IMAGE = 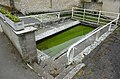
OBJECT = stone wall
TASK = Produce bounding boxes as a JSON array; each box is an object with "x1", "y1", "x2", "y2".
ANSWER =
[
  {"x1": 101, "y1": 0, "x2": 120, "y2": 13},
  {"x1": 0, "y1": 0, "x2": 79, "y2": 14},
  {"x1": 0, "y1": 0, "x2": 120, "y2": 14},
  {"x1": 83, "y1": 0, "x2": 120, "y2": 13},
  {"x1": 83, "y1": 2, "x2": 103, "y2": 10},
  {"x1": 15, "y1": 0, "x2": 79, "y2": 14},
  {"x1": 0, "y1": 0, "x2": 10, "y2": 6}
]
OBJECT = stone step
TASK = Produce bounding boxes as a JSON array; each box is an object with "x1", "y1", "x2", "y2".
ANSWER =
[
  {"x1": 32, "y1": 62, "x2": 54, "y2": 79},
  {"x1": 54, "y1": 53, "x2": 68, "y2": 68},
  {"x1": 55, "y1": 63, "x2": 85, "y2": 79},
  {"x1": 39, "y1": 58, "x2": 64, "y2": 77},
  {"x1": 63, "y1": 63, "x2": 85, "y2": 79},
  {"x1": 55, "y1": 65, "x2": 74, "y2": 79}
]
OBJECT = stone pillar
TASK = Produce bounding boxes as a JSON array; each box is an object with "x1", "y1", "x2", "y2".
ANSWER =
[
  {"x1": 18, "y1": 31, "x2": 37, "y2": 62},
  {"x1": 18, "y1": 31, "x2": 37, "y2": 63},
  {"x1": 0, "y1": 18, "x2": 37, "y2": 63}
]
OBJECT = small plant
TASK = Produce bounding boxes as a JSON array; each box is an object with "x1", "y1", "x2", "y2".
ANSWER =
[
  {"x1": 0, "y1": 6, "x2": 20, "y2": 22},
  {"x1": 6, "y1": 12, "x2": 20, "y2": 22},
  {"x1": 0, "y1": 7, "x2": 7, "y2": 14}
]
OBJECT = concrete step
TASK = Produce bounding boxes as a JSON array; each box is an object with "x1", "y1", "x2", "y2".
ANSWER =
[
  {"x1": 32, "y1": 63, "x2": 54, "y2": 79},
  {"x1": 63, "y1": 63, "x2": 85, "y2": 79},
  {"x1": 55, "y1": 65, "x2": 74, "y2": 79},
  {"x1": 55, "y1": 63, "x2": 85, "y2": 79},
  {"x1": 39, "y1": 59, "x2": 64, "y2": 77},
  {"x1": 54, "y1": 53, "x2": 68, "y2": 68}
]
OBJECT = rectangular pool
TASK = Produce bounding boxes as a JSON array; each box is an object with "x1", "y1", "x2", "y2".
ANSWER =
[{"x1": 36, "y1": 24, "x2": 95, "y2": 56}]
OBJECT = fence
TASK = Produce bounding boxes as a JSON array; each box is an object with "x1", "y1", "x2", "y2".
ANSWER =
[
  {"x1": 67, "y1": 7, "x2": 120, "y2": 65},
  {"x1": 72, "y1": 7, "x2": 119, "y2": 25}
]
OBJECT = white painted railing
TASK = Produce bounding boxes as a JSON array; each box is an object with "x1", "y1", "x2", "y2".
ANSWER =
[
  {"x1": 67, "y1": 7, "x2": 120, "y2": 65},
  {"x1": 72, "y1": 7, "x2": 119, "y2": 24}
]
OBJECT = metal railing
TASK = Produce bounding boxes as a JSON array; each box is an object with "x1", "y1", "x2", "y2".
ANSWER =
[
  {"x1": 67, "y1": 7, "x2": 120, "y2": 65},
  {"x1": 72, "y1": 7, "x2": 119, "y2": 25}
]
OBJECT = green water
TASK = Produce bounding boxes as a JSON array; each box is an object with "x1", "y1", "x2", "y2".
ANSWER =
[{"x1": 36, "y1": 25, "x2": 95, "y2": 56}]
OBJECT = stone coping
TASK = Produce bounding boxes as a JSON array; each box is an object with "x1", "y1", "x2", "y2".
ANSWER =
[{"x1": 13, "y1": 26, "x2": 37, "y2": 35}]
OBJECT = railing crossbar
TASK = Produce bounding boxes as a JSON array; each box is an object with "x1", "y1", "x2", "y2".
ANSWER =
[{"x1": 67, "y1": 7, "x2": 119, "y2": 64}]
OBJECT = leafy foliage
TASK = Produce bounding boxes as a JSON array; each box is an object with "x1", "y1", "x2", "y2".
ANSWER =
[
  {"x1": 0, "y1": 7, "x2": 7, "y2": 14},
  {"x1": 0, "y1": 6, "x2": 20, "y2": 22},
  {"x1": 6, "y1": 12, "x2": 20, "y2": 22}
]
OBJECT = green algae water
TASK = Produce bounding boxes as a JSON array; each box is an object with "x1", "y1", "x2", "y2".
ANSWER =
[{"x1": 36, "y1": 24, "x2": 95, "y2": 56}]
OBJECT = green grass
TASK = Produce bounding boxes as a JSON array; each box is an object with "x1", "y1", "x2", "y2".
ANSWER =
[
  {"x1": 44, "y1": 36, "x2": 83, "y2": 56},
  {"x1": 36, "y1": 25, "x2": 95, "y2": 50}
]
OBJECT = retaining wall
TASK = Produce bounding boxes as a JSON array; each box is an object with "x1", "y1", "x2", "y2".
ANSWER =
[
  {"x1": 0, "y1": 18, "x2": 37, "y2": 63},
  {"x1": 0, "y1": 0, "x2": 120, "y2": 14}
]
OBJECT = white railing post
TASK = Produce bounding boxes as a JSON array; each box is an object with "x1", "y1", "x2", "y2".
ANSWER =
[
  {"x1": 83, "y1": 9, "x2": 86, "y2": 21},
  {"x1": 96, "y1": 31, "x2": 100, "y2": 41},
  {"x1": 115, "y1": 14, "x2": 119, "y2": 25},
  {"x1": 116, "y1": 19, "x2": 118, "y2": 25},
  {"x1": 97, "y1": 11, "x2": 101, "y2": 24},
  {"x1": 58, "y1": 12, "x2": 60, "y2": 19},
  {"x1": 72, "y1": 7, "x2": 74, "y2": 17},
  {"x1": 67, "y1": 47, "x2": 75, "y2": 65},
  {"x1": 108, "y1": 23, "x2": 112, "y2": 31}
]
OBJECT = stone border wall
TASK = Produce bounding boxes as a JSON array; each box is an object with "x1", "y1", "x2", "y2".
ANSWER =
[{"x1": 0, "y1": 18, "x2": 37, "y2": 63}]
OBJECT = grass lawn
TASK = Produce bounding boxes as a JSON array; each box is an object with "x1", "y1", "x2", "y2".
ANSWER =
[{"x1": 36, "y1": 25, "x2": 95, "y2": 51}]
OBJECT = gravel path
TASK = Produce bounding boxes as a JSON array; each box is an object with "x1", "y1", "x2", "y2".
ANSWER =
[
  {"x1": 73, "y1": 27, "x2": 120, "y2": 79},
  {"x1": 0, "y1": 33, "x2": 41, "y2": 79}
]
